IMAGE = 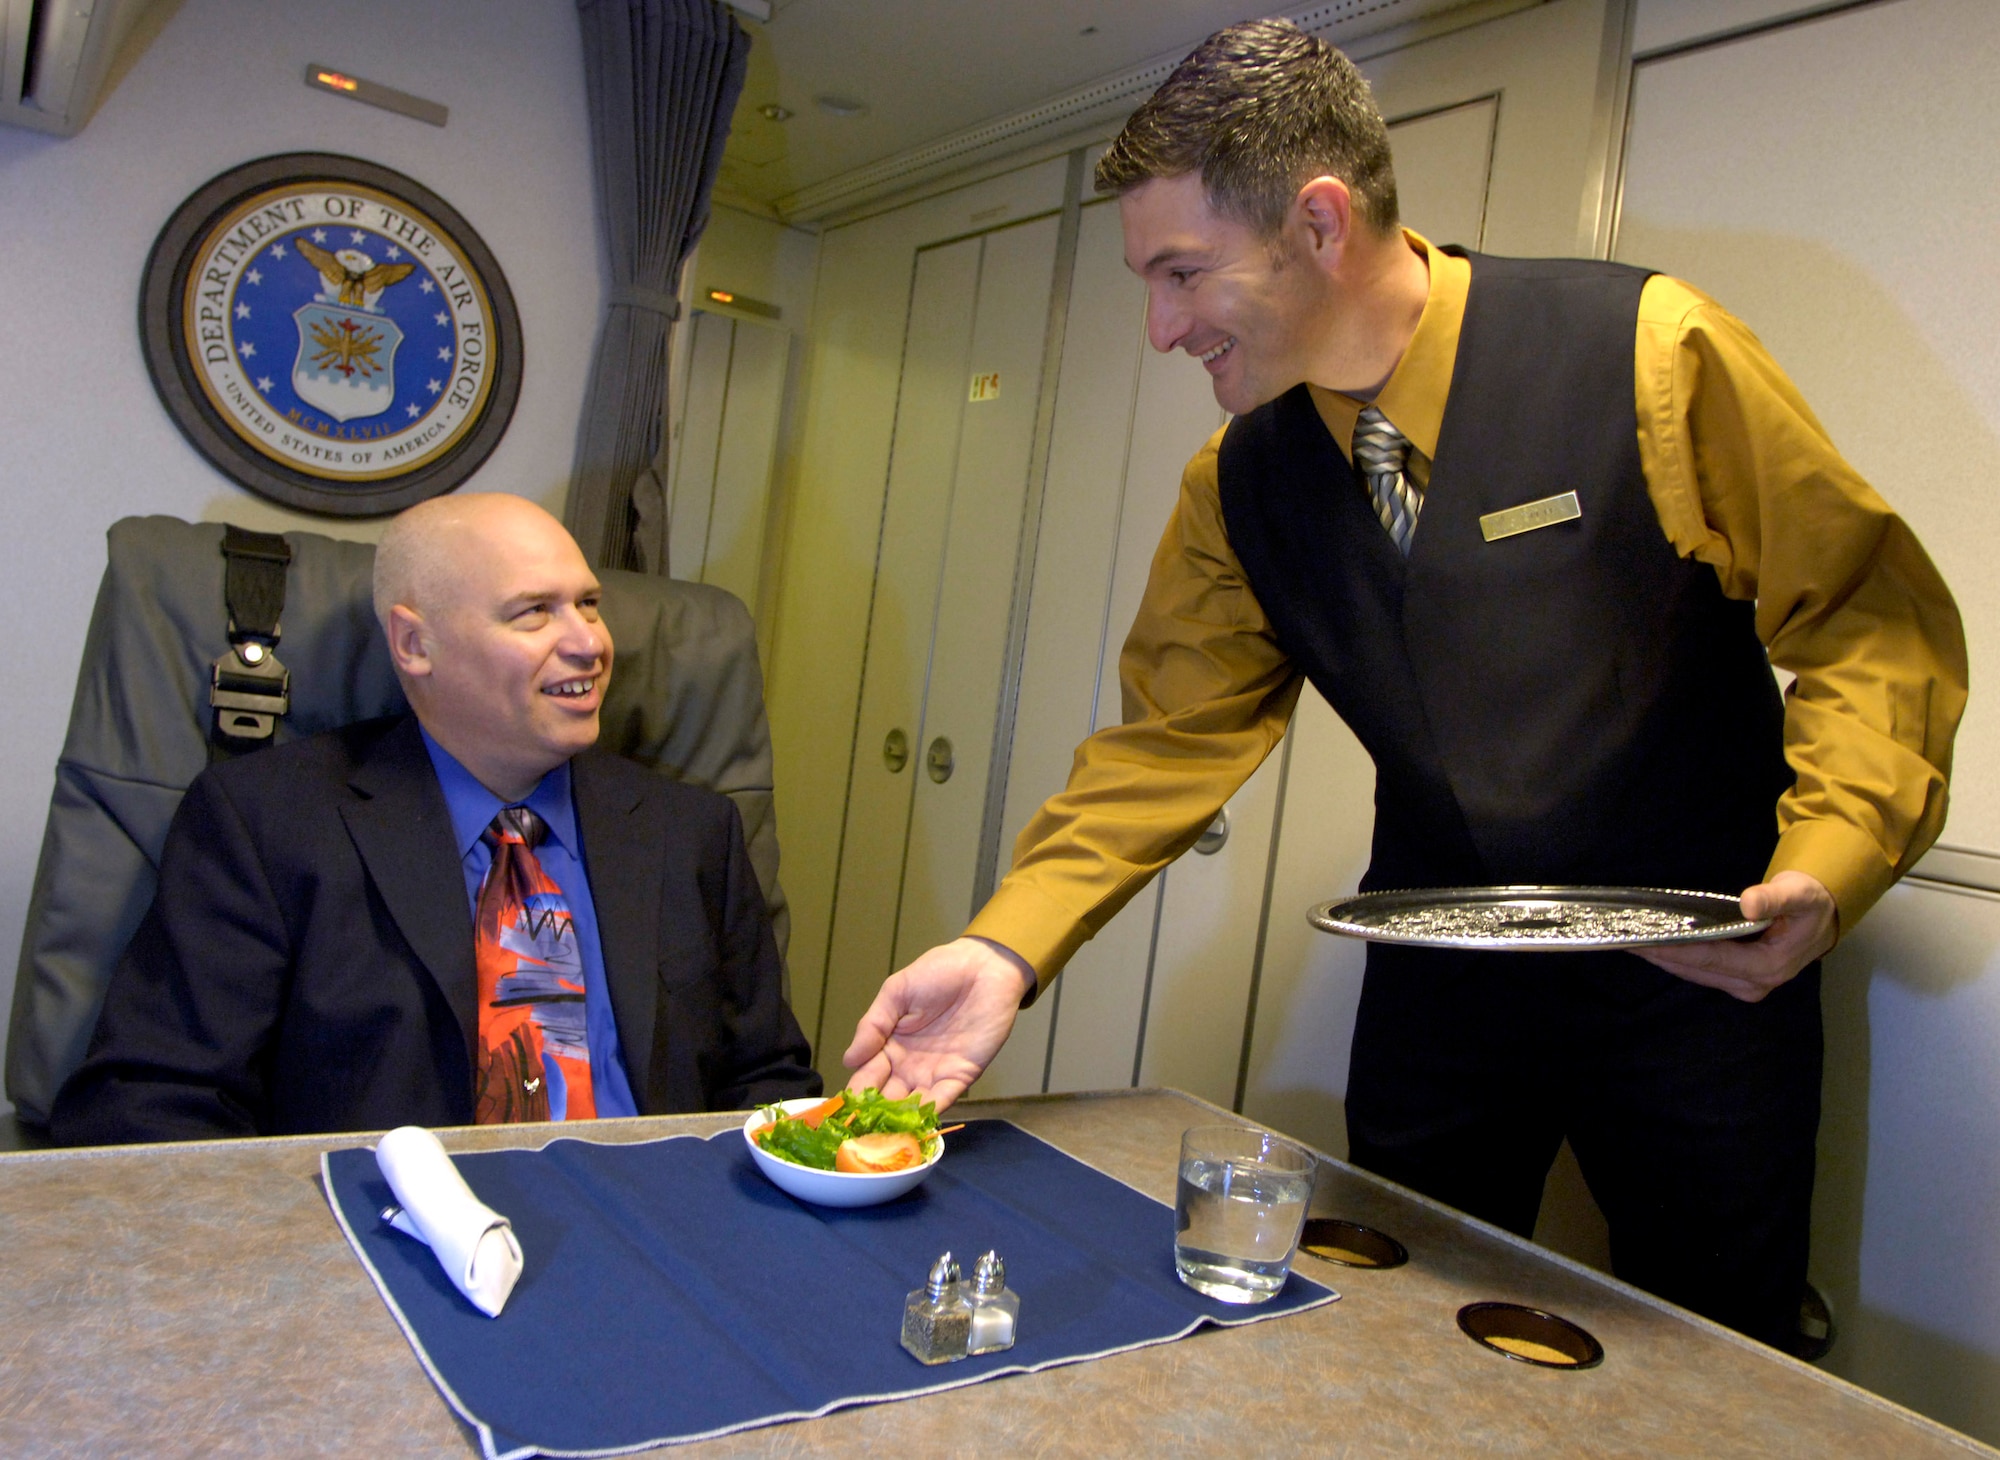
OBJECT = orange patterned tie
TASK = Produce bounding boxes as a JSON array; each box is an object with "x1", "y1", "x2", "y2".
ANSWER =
[{"x1": 472, "y1": 806, "x2": 597, "y2": 1124}]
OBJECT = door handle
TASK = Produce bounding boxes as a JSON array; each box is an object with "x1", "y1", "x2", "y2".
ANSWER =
[
  {"x1": 926, "y1": 736, "x2": 955, "y2": 784},
  {"x1": 883, "y1": 728, "x2": 909, "y2": 773},
  {"x1": 1194, "y1": 808, "x2": 1229, "y2": 855}
]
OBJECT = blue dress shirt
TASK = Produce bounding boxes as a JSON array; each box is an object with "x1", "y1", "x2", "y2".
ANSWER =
[{"x1": 421, "y1": 729, "x2": 639, "y2": 1119}]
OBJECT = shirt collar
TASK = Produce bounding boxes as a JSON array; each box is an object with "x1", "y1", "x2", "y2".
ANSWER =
[
  {"x1": 1305, "y1": 228, "x2": 1469, "y2": 464},
  {"x1": 419, "y1": 726, "x2": 579, "y2": 861}
]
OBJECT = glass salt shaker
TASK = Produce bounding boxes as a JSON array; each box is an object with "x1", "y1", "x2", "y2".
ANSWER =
[
  {"x1": 901, "y1": 1251, "x2": 971, "y2": 1364},
  {"x1": 966, "y1": 1250, "x2": 1019, "y2": 1355}
]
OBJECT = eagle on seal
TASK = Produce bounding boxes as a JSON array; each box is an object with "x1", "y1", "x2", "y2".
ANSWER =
[{"x1": 296, "y1": 237, "x2": 417, "y2": 310}]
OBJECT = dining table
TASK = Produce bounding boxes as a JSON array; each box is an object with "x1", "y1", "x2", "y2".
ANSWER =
[{"x1": 0, "y1": 1087, "x2": 1990, "y2": 1458}]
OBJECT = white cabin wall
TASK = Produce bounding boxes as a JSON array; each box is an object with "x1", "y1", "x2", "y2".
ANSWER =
[
  {"x1": 683, "y1": 205, "x2": 821, "y2": 331},
  {"x1": 1619, "y1": 0, "x2": 2000, "y2": 1439},
  {"x1": 0, "y1": 0, "x2": 601, "y2": 1115}
]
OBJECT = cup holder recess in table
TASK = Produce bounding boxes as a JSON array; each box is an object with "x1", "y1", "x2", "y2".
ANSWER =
[
  {"x1": 1457, "y1": 1302, "x2": 1603, "y2": 1369},
  {"x1": 1297, "y1": 1218, "x2": 1408, "y2": 1269}
]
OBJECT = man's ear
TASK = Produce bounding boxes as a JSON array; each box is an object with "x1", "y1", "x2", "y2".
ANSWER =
[
  {"x1": 1292, "y1": 175, "x2": 1354, "y2": 270},
  {"x1": 386, "y1": 604, "x2": 434, "y2": 678}
]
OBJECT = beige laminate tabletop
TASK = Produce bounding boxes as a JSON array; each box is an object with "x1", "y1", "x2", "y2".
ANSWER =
[{"x1": 0, "y1": 1088, "x2": 1989, "y2": 1458}]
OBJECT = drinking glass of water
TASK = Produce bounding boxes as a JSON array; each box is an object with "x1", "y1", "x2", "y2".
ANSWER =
[{"x1": 1174, "y1": 1125, "x2": 1317, "y2": 1303}]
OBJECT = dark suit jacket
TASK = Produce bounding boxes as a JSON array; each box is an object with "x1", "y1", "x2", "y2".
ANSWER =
[{"x1": 49, "y1": 715, "x2": 820, "y2": 1144}]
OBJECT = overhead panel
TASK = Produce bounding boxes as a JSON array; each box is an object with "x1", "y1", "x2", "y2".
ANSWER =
[
  {"x1": 750, "y1": 0, "x2": 1545, "y2": 222},
  {"x1": 1, "y1": 0, "x2": 156, "y2": 137}
]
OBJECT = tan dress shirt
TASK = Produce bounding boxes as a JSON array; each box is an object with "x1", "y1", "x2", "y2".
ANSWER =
[{"x1": 968, "y1": 233, "x2": 1967, "y2": 986}]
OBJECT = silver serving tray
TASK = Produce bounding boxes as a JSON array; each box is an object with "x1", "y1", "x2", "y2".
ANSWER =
[{"x1": 1308, "y1": 885, "x2": 1770, "y2": 951}]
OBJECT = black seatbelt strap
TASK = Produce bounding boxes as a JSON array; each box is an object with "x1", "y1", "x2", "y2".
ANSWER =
[{"x1": 209, "y1": 525, "x2": 293, "y2": 760}]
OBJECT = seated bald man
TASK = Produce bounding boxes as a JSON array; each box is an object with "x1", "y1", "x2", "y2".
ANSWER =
[{"x1": 51, "y1": 495, "x2": 820, "y2": 1144}]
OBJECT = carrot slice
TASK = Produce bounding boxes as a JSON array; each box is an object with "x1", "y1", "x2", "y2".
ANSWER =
[{"x1": 799, "y1": 1094, "x2": 846, "y2": 1129}]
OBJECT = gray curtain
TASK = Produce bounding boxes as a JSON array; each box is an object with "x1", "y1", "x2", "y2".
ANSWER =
[{"x1": 567, "y1": 0, "x2": 751, "y2": 573}]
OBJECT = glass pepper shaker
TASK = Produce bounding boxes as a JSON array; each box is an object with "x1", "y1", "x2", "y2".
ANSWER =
[
  {"x1": 901, "y1": 1252, "x2": 971, "y2": 1365},
  {"x1": 966, "y1": 1250, "x2": 1019, "y2": 1355}
]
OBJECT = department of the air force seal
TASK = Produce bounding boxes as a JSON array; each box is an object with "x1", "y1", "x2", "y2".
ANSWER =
[{"x1": 140, "y1": 153, "x2": 522, "y2": 516}]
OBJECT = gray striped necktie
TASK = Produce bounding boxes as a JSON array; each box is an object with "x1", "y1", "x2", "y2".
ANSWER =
[{"x1": 1352, "y1": 405, "x2": 1422, "y2": 555}]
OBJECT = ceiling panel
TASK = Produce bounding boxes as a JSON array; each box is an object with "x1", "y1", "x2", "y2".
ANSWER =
[{"x1": 718, "y1": 0, "x2": 1528, "y2": 220}]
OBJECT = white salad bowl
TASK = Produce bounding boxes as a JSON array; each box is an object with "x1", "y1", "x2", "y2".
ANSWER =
[{"x1": 742, "y1": 1097, "x2": 943, "y2": 1207}]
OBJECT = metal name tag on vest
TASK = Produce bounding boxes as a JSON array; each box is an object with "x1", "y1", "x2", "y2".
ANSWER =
[{"x1": 1478, "y1": 490, "x2": 1582, "y2": 543}]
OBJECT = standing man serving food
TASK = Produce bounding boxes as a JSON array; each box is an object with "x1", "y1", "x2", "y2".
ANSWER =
[{"x1": 843, "y1": 20, "x2": 1965, "y2": 1348}]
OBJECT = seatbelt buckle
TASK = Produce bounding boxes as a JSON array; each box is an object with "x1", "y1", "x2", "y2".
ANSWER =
[{"x1": 209, "y1": 631, "x2": 290, "y2": 745}]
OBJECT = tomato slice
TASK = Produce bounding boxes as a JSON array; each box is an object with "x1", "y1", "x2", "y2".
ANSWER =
[{"x1": 833, "y1": 1132, "x2": 923, "y2": 1173}]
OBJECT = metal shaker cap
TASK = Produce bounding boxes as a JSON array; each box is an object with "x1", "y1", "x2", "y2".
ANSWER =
[
  {"x1": 926, "y1": 1251, "x2": 960, "y2": 1302},
  {"x1": 972, "y1": 1250, "x2": 1006, "y2": 1295}
]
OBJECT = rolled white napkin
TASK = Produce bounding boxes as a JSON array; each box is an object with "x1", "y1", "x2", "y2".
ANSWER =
[{"x1": 375, "y1": 1125, "x2": 524, "y2": 1318}]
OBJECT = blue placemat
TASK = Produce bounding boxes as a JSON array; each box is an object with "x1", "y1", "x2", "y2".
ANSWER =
[{"x1": 324, "y1": 1119, "x2": 1337, "y2": 1459}]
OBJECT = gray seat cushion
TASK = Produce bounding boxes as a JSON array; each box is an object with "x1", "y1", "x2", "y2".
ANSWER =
[{"x1": 5, "y1": 515, "x2": 786, "y2": 1127}]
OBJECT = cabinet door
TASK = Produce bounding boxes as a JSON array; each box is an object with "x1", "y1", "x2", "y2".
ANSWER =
[
  {"x1": 892, "y1": 215, "x2": 1064, "y2": 966},
  {"x1": 814, "y1": 218, "x2": 1060, "y2": 1089},
  {"x1": 667, "y1": 311, "x2": 733, "y2": 582},
  {"x1": 701, "y1": 318, "x2": 789, "y2": 613},
  {"x1": 973, "y1": 198, "x2": 1147, "y2": 1097},
  {"x1": 974, "y1": 194, "x2": 1246, "y2": 1098},
  {"x1": 1040, "y1": 319, "x2": 1234, "y2": 1097},
  {"x1": 771, "y1": 157, "x2": 1070, "y2": 1048},
  {"x1": 667, "y1": 310, "x2": 789, "y2": 616},
  {"x1": 813, "y1": 237, "x2": 983, "y2": 1083}
]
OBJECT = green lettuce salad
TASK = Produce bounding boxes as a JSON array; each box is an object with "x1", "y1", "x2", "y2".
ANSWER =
[{"x1": 751, "y1": 1087, "x2": 944, "y2": 1171}]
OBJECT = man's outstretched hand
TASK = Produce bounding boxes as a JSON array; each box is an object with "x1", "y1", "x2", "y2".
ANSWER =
[
  {"x1": 1635, "y1": 870, "x2": 1837, "y2": 1001},
  {"x1": 843, "y1": 937, "x2": 1038, "y2": 1112}
]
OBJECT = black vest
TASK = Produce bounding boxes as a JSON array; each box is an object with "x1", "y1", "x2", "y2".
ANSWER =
[{"x1": 1217, "y1": 251, "x2": 1791, "y2": 894}]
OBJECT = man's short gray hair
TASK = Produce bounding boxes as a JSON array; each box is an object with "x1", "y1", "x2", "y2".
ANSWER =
[{"x1": 372, "y1": 498, "x2": 467, "y2": 628}]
